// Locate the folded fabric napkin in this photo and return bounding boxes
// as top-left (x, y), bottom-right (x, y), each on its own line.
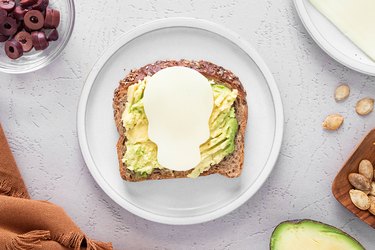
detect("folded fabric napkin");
top-left (0, 124), bottom-right (113, 250)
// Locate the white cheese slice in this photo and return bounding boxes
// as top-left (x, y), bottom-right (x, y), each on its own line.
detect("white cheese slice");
top-left (143, 66), bottom-right (213, 171)
top-left (310, 0), bottom-right (375, 62)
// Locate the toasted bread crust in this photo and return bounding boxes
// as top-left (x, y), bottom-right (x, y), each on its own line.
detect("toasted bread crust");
top-left (113, 60), bottom-right (248, 182)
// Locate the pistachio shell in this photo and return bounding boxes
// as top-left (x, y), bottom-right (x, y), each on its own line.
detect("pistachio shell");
top-left (348, 173), bottom-right (371, 191)
top-left (349, 189), bottom-right (370, 210)
top-left (356, 98), bottom-right (374, 116)
top-left (369, 196), bottom-right (375, 215)
top-left (334, 84), bottom-right (350, 101)
top-left (370, 182), bottom-right (375, 196)
top-left (359, 159), bottom-right (374, 180)
top-left (322, 114), bottom-right (344, 130)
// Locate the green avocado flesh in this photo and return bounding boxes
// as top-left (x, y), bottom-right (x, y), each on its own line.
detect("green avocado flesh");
top-left (270, 220), bottom-right (365, 250)
top-left (122, 77), bottom-right (239, 178)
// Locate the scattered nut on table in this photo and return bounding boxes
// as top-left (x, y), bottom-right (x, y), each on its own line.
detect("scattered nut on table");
top-left (369, 196), bottom-right (375, 215)
top-left (348, 173), bottom-right (371, 191)
top-left (356, 98), bottom-right (374, 116)
top-left (334, 84), bottom-right (350, 101)
top-left (322, 114), bottom-right (344, 130)
top-left (349, 189), bottom-right (371, 210)
top-left (359, 159), bottom-right (374, 180)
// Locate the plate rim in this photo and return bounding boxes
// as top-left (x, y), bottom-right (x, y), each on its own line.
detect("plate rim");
top-left (294, 0), bottom-right (375, 76)
top-left (77, 17), bottom-right (284, 225)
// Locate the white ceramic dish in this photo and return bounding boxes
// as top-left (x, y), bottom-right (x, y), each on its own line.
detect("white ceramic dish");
top-left (77, 18), bottom-right (284, 225)
top-left (294, 0), bottom-right (375, 76)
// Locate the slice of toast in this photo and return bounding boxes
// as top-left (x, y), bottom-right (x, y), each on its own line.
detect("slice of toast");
top-left (113, 60), bottom-right (248, 182)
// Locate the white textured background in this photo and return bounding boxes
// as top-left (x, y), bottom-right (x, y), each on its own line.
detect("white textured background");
top-left (1, 0), bottom-right (375, 249)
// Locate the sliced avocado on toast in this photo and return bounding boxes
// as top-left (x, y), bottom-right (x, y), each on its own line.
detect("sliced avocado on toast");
top-left (270, 220), bottom-right (365, 250)
top-left (121, 79), bottom-right (238, 178)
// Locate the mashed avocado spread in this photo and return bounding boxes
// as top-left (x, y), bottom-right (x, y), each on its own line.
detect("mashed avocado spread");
top-left (122, 77), bottom-right (238, 178)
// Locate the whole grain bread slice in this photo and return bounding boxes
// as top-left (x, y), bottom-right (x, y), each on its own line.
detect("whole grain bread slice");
top-left (113, 60), bottom-right (248, 182)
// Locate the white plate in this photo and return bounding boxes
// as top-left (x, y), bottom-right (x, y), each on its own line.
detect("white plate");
top-left (294, 0), bottom-right (375, 76)
top-left (77, 18), bottom-right (284, 225)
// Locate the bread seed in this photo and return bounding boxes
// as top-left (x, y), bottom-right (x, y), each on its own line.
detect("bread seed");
top-left (349, 189), bottom-right (370, 210)
top-left (369, 196), bottom-right (375, 215)
top-left (359, 159), bottom-right (374, 180)
top-left (334, 84), bottom-right (350, 101)
top-left (322, 114), bottom-right (344, 130)
top-left (348, 173), bottom-right (371, 191)
top-left (356, 98), bottom-right (374, 116)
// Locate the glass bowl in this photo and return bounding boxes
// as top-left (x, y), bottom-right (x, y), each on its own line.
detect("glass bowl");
top-left (0, 0), bottom-right (75, 74)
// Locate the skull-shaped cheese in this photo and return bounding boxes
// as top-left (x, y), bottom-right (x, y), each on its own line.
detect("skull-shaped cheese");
top-left (143, 66), bottom-right (214, 171)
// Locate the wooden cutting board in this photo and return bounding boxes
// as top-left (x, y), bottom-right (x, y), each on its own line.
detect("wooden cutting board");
top-left (332, 129), bottom-right (375, 228)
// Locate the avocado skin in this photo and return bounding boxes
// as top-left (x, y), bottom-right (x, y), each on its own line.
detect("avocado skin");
top-left (270, 219), bottom-right (365, 250)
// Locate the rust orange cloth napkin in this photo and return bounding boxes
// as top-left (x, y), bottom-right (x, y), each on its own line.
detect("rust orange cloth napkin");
top-left (0, 124), bottom-right (113, 250)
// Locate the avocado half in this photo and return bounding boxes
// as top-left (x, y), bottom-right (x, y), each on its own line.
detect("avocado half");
top-left (270, 220), bottom-right (365, 250)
